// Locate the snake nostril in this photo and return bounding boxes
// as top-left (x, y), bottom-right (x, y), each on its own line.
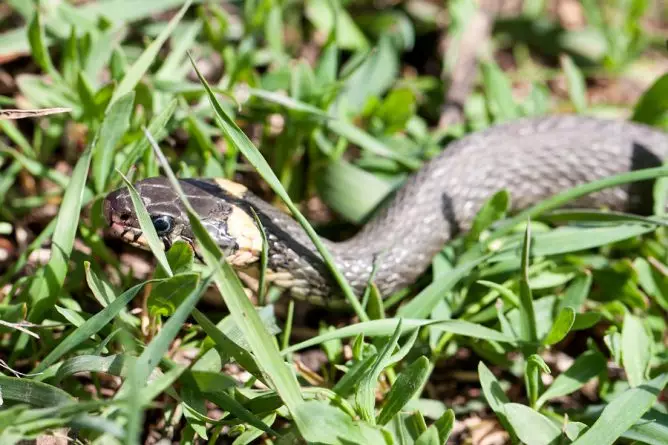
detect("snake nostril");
top-left (120, 213), bottom-right (130, 221)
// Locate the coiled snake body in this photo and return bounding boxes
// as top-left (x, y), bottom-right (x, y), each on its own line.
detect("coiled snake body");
top-left (104, 115), bottom-right (668, 304)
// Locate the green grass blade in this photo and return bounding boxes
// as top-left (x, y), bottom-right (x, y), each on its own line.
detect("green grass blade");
top-left (377, 355), bottom-right (431, 426)
top-left (572, 373), bottom-right (668, 445)
top-left (117, 273), bottom-right (206, 445)
top-left (356, 319), bottom-right (403, 422)
top-left (535, 350), bottom-right (607, 409)
top-left (187, 53), bottom-right (369, 321)
top-left (283, 318), bottom-right (514, 354)
top-left (542, 307), bottom-right (575, 345)
top-left (92, 92), bottom-right (135, 193)
top-left (504, 403), bottom-right (562, 445)
top-left (518, 221), bottom-right (538, 343)
top-left (191, 308), bottom-right (265, 381)
top-left (27, 10), bottom-right (61, 81)
top-left (397, 254), bottom-right (491, 318)
top-left (117, 170), bottom-right (173, 277)
top-left (143, 128), bottom-right (308, 428)
top-left (489, 165), bottom-right (668, 243)
top-left (107, 0), bottom-right (192, 109)
top-left (33, 276), bottom-right (158, 373)
top-left (326, 119), bottom-right (421, 170)
top-left (560, 54), bottom-right (588, 113)
top-left (491, 224), bottom-right (658, 262)
top-left (0, 375), bottom-right (74, 407)
top-left (25, 144), bottom-right (93, 323)
top-left (55, 354), bottom-right (136, 383)
top-left (621, 312), bottom-right (652, 387)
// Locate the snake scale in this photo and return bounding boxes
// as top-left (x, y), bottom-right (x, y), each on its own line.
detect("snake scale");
top-left (104, 115), bottom-right (668, 305)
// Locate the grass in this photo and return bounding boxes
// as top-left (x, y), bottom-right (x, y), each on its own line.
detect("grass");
top-left (0, 0), bottom-right (667, 444)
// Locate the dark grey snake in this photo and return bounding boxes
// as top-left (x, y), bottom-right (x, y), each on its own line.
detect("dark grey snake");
top-left (103, 115), bottom-right (668, 305)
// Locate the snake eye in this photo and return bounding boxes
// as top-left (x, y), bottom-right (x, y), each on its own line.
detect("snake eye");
top-left (151, 215), bottom-right (174, 236)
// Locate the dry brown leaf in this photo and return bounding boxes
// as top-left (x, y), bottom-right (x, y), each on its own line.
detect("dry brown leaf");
top-left (0, 107), bottom-right (71, 120)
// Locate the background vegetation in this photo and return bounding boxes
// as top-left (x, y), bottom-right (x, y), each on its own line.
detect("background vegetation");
top-left (0, 0), bottom-right (667, 444)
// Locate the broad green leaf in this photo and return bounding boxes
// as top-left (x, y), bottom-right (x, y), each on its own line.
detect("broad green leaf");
top-left (146, 273), bottom-right (199, 318)
top-left (481, 61), bottom-right (519, 121)
top-left (621, 312), bottom-right (651, 387)
top-left (632, 73), bottom-right (668, 126)
top-left (573, 373), bottom-right (668, 445)
top-left (478, 361), bottom-right (515, 440)
top-left (415, 425), bottom-right (440, 445)
top-left (356, 319), bottom-right (403, 423)
top-left (305, 0), bottom-right (369, 50)
top-left (434, 409), bottom-right (455, 444)
top-left (560, 54), bottom-right (588, 112)
top-left (291, 400), bottom-right (387, 445)
top-left (315, 159), bottom-right (395, 224)
top-left (377, 356), bottom-right (431, 425)
top-left (557, 270), bottom-right (592, 313)
top-left (571, 312), bottom-right (603, 331)
top-left (543, 307), bottom-right (575, 345)
top-left (466, 190), bottom-right (510, 244)
top-left (504, 403), bottom-right (562, 445)
top-left (93, 92), bottom-right (135, 192)
top-left (536, 350), bottom-right (606, 409)
top-left (0, 376), bottom-right (73, 407)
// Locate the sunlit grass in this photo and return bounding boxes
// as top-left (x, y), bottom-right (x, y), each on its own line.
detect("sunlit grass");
top-left (0, 0), bottom-right (667, 444)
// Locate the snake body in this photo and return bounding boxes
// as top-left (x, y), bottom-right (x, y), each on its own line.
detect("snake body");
top-left (104, 115), bottom-right (668, 304)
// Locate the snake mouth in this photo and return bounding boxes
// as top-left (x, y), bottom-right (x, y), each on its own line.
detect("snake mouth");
top-left (109, 222), bottom-right (149, 249)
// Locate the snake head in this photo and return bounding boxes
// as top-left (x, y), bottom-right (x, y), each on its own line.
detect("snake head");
top-left (103, 177), bottom-right (263, 267)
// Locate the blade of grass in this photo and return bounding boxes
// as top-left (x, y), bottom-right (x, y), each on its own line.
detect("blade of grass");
top-left (535, 350), bottom-right (606, 409)
top-left (32, 275), bottom-right (160, 373)
top-left (92, 92), bottom-right (135, 193)
top-left (282, 318), bottom-right (514, 354)
top-left (397, 254), bottom-right (492, 318)
top-left (117, 170), bottom-right (173, 277)
top-left (376, 355), bottom-right (431, 426)
top-left (187, 52), bottom-right (369, 322)
top-left (518, 221), bottom-right (538, 344)
top-left (0, 375), bottom-right (74, 407)
top-left (20, 141), bottom-right (93, 340)
top-left (117, 273), bottom-right (209, 445)
top-left (356, 319), bottom-right (403, 422)
top-left (572, 373), bottom-right (668, 445)
top-left (143, 128), bottom-right (309, 434)
top-left (487, 164), bottom-right (668, 244)
top-left (107, 0), bottom-right (192, 109)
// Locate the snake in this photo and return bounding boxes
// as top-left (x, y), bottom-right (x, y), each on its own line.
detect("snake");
top-left (103, 115), bottom-right (668, 306)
